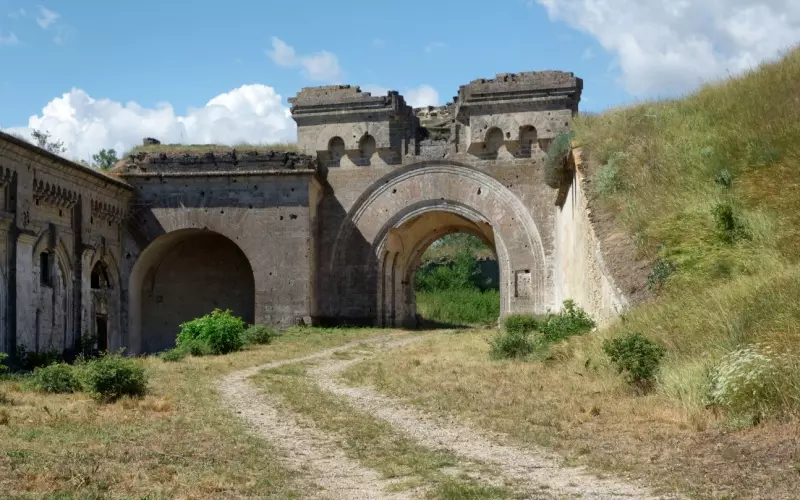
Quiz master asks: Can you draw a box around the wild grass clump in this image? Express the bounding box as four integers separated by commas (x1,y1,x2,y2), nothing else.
544,131,574,188
31,362,81,393
243,324,279,345
159,348,187,362
417,289,500,325
79,352,147,403
708,343,800,425
489,328,535,360
603,333,666,391
177,309,246,355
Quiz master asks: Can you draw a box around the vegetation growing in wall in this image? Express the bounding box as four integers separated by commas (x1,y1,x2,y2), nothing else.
544,131,574,188
574,47,800,424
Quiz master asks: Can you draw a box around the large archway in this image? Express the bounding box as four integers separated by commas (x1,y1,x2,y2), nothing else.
327,161,550,326
128,229,255,353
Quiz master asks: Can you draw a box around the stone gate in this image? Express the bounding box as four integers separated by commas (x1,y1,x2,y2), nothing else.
2,70,630,357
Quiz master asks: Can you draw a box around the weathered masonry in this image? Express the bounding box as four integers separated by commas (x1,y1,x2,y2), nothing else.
0,70,628,357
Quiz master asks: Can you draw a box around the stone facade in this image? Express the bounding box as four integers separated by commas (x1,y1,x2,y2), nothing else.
0,132,132,359
1,70,597,358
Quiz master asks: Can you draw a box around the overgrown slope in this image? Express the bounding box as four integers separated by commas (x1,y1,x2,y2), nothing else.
575,47,800,421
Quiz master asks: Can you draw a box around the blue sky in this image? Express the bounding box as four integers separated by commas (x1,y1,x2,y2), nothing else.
1,0,797,160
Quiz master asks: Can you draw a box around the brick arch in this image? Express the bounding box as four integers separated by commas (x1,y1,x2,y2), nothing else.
328,161,550,325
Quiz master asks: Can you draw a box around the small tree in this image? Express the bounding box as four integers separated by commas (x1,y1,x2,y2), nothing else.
92,148,118,170
31,129,66,155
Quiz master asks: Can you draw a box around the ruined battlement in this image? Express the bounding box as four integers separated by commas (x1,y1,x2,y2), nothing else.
457,71,582,113
289,85,413,122
118,143,316,177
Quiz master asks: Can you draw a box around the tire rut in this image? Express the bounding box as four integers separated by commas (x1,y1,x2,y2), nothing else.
309,339,681,500
218,333,419,500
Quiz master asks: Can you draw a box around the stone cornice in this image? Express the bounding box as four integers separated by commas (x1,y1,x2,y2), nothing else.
91,199,126,223
33,178,79,209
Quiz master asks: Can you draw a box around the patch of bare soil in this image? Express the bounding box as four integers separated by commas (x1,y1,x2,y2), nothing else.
309,343,676,499
218,334,418,500
577,150,654,306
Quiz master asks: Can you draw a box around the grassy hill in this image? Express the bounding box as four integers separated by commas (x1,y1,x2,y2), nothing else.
576,47,800,422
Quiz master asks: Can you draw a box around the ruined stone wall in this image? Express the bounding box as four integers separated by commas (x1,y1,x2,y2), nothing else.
554,149,628,325
118,149,320,353
0,131,132,359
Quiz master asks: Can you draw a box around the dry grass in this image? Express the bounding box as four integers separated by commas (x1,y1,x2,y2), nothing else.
253,361,522,499
342,329,800,499
125,142,298,156
0,326,383,499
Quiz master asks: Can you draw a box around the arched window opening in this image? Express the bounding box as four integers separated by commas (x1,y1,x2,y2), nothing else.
328,136,345,167
91,261,111,290
519,125,537,158
39,252,53,287
414,232,499,328
358,134,376,165
483,127,504,158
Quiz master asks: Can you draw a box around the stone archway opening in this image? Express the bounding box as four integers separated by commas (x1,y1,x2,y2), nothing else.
90,261,112,352
376,208,503,328
128,229,255,353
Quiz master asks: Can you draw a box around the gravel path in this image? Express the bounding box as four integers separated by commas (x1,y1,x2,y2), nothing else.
218,334,419,500
220,332,680,499
310,341,679,500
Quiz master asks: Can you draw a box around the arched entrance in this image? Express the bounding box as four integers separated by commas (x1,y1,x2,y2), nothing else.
128,229,255,353
328,161,550,326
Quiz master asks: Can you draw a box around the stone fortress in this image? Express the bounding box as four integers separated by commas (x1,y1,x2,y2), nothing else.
0,70,628,357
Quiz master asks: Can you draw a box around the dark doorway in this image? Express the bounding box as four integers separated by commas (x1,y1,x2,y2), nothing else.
96,315,108,352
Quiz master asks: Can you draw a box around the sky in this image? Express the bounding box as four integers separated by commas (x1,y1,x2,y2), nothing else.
0,0,798,162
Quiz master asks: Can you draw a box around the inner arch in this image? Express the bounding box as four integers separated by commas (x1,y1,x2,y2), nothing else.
128,228,255,354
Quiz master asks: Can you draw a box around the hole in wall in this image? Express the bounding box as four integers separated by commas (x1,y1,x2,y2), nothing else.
290,214,298,220
477,188,481,195
280,216,284,220
392,189,397,194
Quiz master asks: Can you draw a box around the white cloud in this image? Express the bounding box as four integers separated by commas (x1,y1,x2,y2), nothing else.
404,85,440,108
36,6,59,29
536,0,800,96
424,41,446,53
9,8,26,20
267,37,342,82
0,31,18,46
4,84,296,163
360,84,390,96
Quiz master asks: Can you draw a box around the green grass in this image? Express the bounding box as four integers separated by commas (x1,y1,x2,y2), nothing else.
0,326,385,498
253,364,521,499
416,289,500,326
574,47,800,421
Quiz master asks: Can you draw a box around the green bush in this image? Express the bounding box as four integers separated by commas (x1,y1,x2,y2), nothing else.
539,300,596,343
712,202,750,243
177,309,246,355
603,332,667,389
32,362,81,393
647,257,676,292
0,353,8,374
243,324,278,345
416,250,483,292
489,329,535,360
80,352,147,403
593,152,627,197
503,314,538,335
15,345,62,371
159,348,187,362
544,131,575,188
182,338,215,357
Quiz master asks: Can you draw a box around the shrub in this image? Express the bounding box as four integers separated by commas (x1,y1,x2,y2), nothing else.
243,324,278,345
0,353,7,374
712,202,750,243
647,257,676,292
80,352,147,403
544,131,574,188
603,332,667,389
503,314,538,335
177,309,246,355
32,362,81,393
159,348,187,362
708,343,799,424
539,300,596,343
489,329,534,360
593,153,627,197
416,250,483,292
181,338,215,357
15,345,62,371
